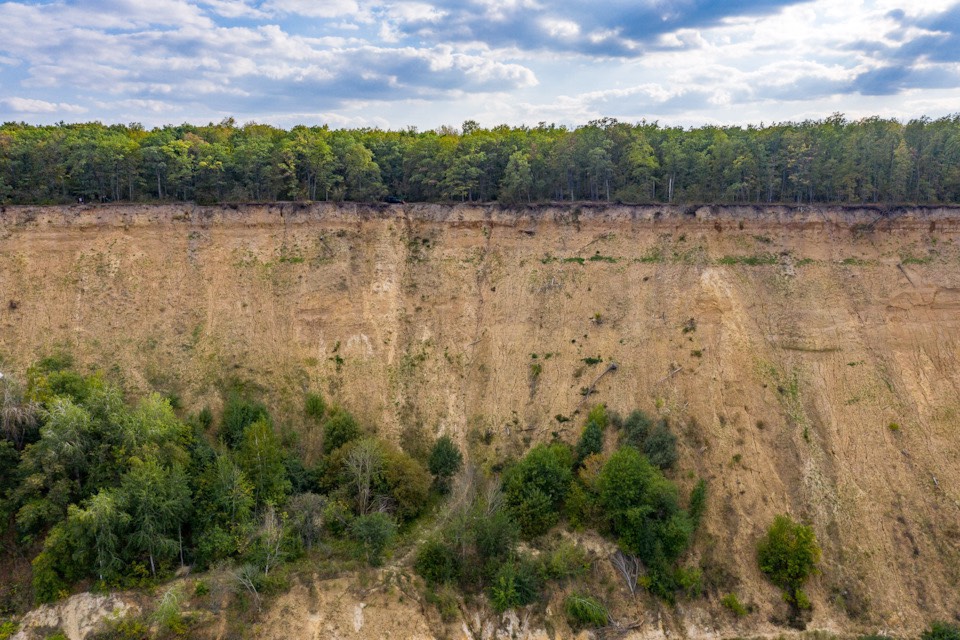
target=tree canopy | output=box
[2,114,960,205]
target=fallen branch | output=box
[654,366,683,386]
[573,362,619,413]
[596,616,645,640]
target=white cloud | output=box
[540,18,580,39]
[261,0,360,18]
[1,97,86,113]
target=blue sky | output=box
[1,0,959,128]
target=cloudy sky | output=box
[1,0,959,129]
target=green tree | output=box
[194,453,255,564]
[597,446,695,598]
[120,457,191,576]
[757,514,821,609]
[70,489,128,581]
[220,394,270,449]
[500,150,532,203]
[350,512,396,566]
[236,419,291,506]
[576,419,603,465]
[427,435,463,492]
[503,443,573,538]
[323,408,361,454]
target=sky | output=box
[1,0,959,130]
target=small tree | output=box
[428,436,463,492]
[322,409,360,454]
[236,419,291,506]
[220,394,269,449]
[757,514,821,610]
[350,512,396,566]
[503,443,573,538]
[643,420,678,469]
[575,420,603,465]
[414,538,461,586]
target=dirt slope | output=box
[1,202,959,637]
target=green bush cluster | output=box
[922,622,960,640]
[757,514,821,610]
[0,359,464,605]
[564,594,608,628]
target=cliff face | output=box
[2,202,959,637]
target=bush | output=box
[576,419,603,464]
[489,559,541,612]
[643,420,678,469]
[322,409,361,454]
[503,443,573,538]
[415,539,461,586]
[87,617,150,640]
[304,392,327,422]
[539,541,589,581]
[473,508,520,566]
[596,446,695,599]
[382,447,431,521]
[922,622,960,640]
[564,594,608,628]
[622,410,652,447]
[424,585,459,622]
[689,479,707,530]
[721,593,748,617]
[427,436,463,491]
[585,404,608,429]
[0,621,19,640]
[221,394,270,449]
[757,514,821,609]
[350,512,396,566]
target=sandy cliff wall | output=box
[1,202,959,636]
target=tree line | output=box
[1,114,960,206]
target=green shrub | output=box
[193,579,210,597]
[688,479,707,530]
[922,622,960,640]
[424,585,459,622]
[473,508,520,566]
[427,436,463,492]
[0,621,19,640]
[322,409,361,454]
[597,446,695,599]
[488,559,541,612]
[152,584,186,635]
[304,392,327,422]
[382,447,431,521]
[757,514,821,609]
[87,617,150,639]
[350,512,396,566]
[622,410,652,447]
[643,420,678,469]
[415,539,461,586]
[721,593,748,617]
[221,394,270,448]
[564,594,608,628]
[539,541,589,581]
[576,420,603,464]
[503,443,573,538]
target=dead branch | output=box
[573,362,619,413]
[609,550,641,596]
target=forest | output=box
[1,114,960,206]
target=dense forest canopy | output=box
[1,114,960,206]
